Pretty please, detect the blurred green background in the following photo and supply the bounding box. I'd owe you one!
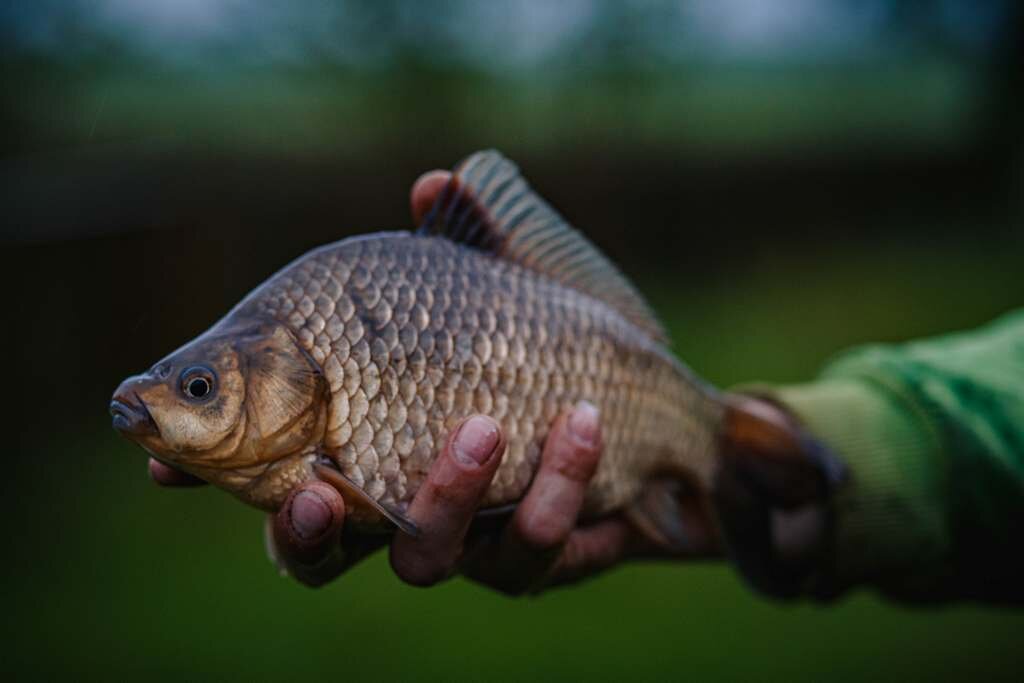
[3,1,1023,680]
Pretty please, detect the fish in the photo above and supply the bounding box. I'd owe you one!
[110,150,728,546]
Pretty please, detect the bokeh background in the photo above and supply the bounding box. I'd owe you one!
[3,1,1023,680]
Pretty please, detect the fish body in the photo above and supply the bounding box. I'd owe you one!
[112,151,723,537]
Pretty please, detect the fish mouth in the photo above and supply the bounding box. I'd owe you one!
[109,394,157,437]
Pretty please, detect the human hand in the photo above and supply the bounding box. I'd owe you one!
[261,403,691,593]
[713,394,846,598]
[150,393,837,596]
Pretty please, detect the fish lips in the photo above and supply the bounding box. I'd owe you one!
[109,394,157,437]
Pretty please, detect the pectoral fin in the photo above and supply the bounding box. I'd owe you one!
[313,462,420,537]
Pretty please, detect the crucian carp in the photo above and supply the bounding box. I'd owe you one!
[112,150,738,545]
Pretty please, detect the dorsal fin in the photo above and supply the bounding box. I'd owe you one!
[418,150,668,343]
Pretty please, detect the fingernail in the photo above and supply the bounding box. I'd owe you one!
[568,401,600,447]
[453,416,500,467]
[290,490,331,541]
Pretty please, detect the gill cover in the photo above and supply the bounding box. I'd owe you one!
[126,322,328,482]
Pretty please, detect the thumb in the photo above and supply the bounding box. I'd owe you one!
[409,170,451,225]
[267,481,349,587]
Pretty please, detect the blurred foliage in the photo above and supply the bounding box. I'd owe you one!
[0,57,982,158]
[1,0,1019,161]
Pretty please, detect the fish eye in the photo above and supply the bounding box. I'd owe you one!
[180,366,216,401]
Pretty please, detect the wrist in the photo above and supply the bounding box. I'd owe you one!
[768,377,948,599]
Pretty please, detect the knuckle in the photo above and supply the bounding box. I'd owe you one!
[550,439,600,483]
[428,454,493,506]
[515,512,571,553]
[391,553,451,588]
[558,537,585,574]
[420,482,480,528]
[395,561,452,589]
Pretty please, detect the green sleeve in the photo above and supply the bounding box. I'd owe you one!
[770,309,1024,603]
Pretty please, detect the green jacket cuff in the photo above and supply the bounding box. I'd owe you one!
[768,376,952,598]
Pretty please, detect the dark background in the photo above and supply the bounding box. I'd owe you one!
[3,1,1023,680]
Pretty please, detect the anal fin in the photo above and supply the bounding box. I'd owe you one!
[626,478,719,556]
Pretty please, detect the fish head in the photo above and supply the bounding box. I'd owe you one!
[110,320,328,499]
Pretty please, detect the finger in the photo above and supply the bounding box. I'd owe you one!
[545,507,715,591]
[512,401,601,552]
[714,452,830,599]
[714,394,843,599]
[772,504,825,566]
[390,415,505,587]
[269,481,348,587]
[477,401,601,593]
[148,458,205,487]
[409,170,451,225]
[545,517,634,588]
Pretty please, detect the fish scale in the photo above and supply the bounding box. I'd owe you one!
[246,233,720,517]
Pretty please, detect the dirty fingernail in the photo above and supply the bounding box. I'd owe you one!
[290,490,331,541]
[453,416,500,467]
[568,401,600,447]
